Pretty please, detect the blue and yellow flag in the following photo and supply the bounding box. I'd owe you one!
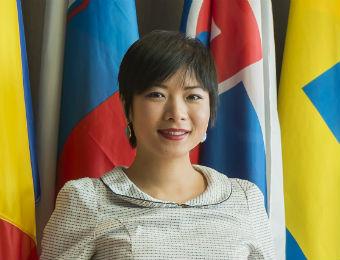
[279,1,340,259]
[0,0,39,258]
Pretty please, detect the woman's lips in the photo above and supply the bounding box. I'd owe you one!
[157,129,190,141]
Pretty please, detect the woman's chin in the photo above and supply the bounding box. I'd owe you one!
[155,143,200,160]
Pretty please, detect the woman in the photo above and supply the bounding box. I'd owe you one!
[41,30,275,259]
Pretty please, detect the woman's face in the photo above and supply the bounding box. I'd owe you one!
[130,70,210,159]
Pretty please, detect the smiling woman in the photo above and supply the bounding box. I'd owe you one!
[118,30,218,149]
[40,31,275,260]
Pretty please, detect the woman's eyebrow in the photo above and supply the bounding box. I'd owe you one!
[153,84,203,89]
[151,84,204,91]
[183,86,204,90]
[152,84,168,89]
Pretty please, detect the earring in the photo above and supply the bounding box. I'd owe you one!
[125,123,132,138]
[201,132,207,143]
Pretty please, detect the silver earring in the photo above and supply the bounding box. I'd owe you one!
[201,132,207,143]
[125,123,132,138]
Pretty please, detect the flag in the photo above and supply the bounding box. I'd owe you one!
[0,0,39,258]
[279,1,340,259]
[57,0,139,190]
[181,1,285,259]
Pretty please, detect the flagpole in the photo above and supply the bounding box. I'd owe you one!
[36,0,68,250]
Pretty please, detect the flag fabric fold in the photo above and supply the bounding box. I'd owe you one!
[279,1,340,259]
[181,1,285,259]
[57,0,139,190]
[0,0,39,258]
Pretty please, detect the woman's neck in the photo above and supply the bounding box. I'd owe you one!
[124,152,207,203]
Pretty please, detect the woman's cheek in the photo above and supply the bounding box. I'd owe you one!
[194,105,210,127]
[143,102,162,120]
[134,100,159,121]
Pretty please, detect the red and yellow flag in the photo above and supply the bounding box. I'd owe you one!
[0,0,39,259]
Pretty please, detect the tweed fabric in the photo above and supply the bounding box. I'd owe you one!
[40,165,275,259]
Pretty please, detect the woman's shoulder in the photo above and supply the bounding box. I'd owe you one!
[55,178,100,212]
[57,166,131,204]
[194,164,264,203]
[59,177,97,195]
[194,164,258,187]
[58,166,126,195]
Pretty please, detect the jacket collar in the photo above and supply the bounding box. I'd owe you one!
[101,165,232,208]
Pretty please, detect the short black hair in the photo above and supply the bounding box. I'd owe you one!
[118,30,218,147]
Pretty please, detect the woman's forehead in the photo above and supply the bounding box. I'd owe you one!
[155,69,202,88]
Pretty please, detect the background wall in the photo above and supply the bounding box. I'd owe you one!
[21,0,290,118]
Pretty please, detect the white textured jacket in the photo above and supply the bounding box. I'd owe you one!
[41,165,275,259]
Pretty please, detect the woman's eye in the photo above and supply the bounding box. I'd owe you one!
[145,92,165,99]
[187,94,203,101]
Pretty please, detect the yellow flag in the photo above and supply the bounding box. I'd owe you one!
[279,1,340,259]
[0,0,38,258]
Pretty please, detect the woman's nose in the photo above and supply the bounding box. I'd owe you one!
[163,97,188,122]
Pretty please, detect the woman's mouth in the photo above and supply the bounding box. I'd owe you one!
[157,129,190,141]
